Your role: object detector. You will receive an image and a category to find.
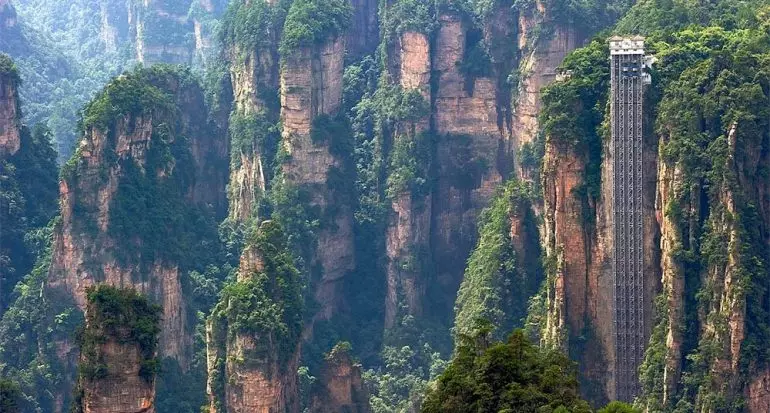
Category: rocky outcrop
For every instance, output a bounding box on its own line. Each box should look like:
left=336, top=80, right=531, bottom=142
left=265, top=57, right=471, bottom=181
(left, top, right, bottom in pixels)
left=430, top=13, right=510, bottom=321
left=384, top=5, right=581, bottom=331
left=225, top=0, right=281, bottom=224
left=651, top=120, right=770, bottom=412
left=129, top=0, right=224, bottom=65
left=79, top=340, right=156, bottom=413
left=280, top=36, right=354, bottom=321
left=206, top=221, right=303, bottom=413
left=654, top=146, right=688, bottom=406
left=222, top=336, right=300, bottom=413
left=748, top=370, right=770, bottom=413
left=0, top=55, right=20, bottom=156
left=74, top=286, right=160, bottom=413
left=540, top=76, right=659, bottom=404
left=512, top=7, right=580, bottom=175
left=45, top=68, right=227, bottom=405
left=384, top=31, right=432, bottom=328
left=309, top=344, right=372, bottom=413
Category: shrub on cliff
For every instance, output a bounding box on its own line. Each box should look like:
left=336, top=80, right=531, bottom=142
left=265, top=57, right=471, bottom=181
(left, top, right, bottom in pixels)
left=280, top=0, right=352, bottom=56
left=77, top=286, right=162, bottom=382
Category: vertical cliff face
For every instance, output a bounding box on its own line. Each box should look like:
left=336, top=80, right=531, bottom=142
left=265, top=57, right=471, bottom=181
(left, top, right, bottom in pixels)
left=206, top=220, right=303, bottom=413
left=536, top=37, right=661, bottom=404
left=626, top=26, right=770, bottom=412
left=212, top=1, right=359, bottom=411
left=384, top=30, right=432, bottom=329
left=43, top=67, right=226, bottom=407
left=0, top=54, right=59, bottom=314
left=0, top=55, right=22, bottom=309
left=431, top=12, right=511, bottom=320
left=383, top=4, right=525, bottom=333
left=346, top=0, right=378, bottom=58
left=73, top=286, right=160, bottom=413
left=133, top=0, right=190, bottom=65
left=280, top=35, right=354, bottom=321
left=308, top=344, right=372, bottom=413
left=645, top=116, right=770, bottom=412
left=0, top=55, right=20, bottom=156
left=221, top=1, right=282, bottom=224
left=127, top=0, right=224, bottom=66
left=512, top=5, right=580, bottom=175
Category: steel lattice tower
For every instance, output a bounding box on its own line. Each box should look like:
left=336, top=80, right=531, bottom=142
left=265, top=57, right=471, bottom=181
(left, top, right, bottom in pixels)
left=610, top=36, right=648, bottom=402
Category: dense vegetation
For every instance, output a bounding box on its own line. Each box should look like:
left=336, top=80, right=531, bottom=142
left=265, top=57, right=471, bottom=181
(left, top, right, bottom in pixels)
left=423, top=330, right=638, bottom=413
left=0, top=378, right=21, bottom=413
left=454, top=180, right=542, bottom=342
left=0, top=54, right=59, bottom=313
left=4, top=0, right=770, bottom=412
left=533, top=0, right=770, bottom=410
left=1, top=0, right=225, bottom=159
left=637, top=21, right=770, bottom=413
left=280, top=0, right=352, bottom=56
left=0, top=64, right=228, bottom=412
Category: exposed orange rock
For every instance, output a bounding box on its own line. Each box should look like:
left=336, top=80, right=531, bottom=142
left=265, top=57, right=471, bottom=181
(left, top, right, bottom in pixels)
left=748, top=370, right=770, bottom=413
left=224, top=336, right=300, bottom=413
left=0, top=60, right=20, bottom=156
left=44, top=72, right=227, bottom=407
left=512, top=11, right=579, bottom=161
left=281, top=36, right=354, bottom=321
left=309, top=345, right=372, bottom=413
left=541, top=107, right=659, bottom=403
left=79, top=339, right=156, bottom=413
left=399, top=32, right=431, bottom=97
left=226, top=11, right=280, bottom=223
left=206, top=221, right=302, bottom=413
left=384, top=30, right=432, bottom=328
left=431, top=13, right=508, bottom=318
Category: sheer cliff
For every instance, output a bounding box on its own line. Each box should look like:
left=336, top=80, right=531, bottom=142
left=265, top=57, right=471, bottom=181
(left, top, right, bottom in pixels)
left=206, top=220, right=303, bottom=413
left=212, top=0, right=624, bottom=411
left=71, top=286, right=161, bottom=413
left=525, top=0, right=770, bottom=408
left=6, top=0, right=770, bottom=412
left=0, top=65, right=228, bottom=412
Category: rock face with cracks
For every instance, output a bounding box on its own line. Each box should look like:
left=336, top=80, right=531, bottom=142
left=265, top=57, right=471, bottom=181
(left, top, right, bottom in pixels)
left=45, top=68, right=227, bottom=409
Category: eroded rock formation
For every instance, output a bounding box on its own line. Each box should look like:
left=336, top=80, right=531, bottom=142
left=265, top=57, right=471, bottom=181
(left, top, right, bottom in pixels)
left=280, top=35, right=354, bottom=322
left=0, top=54, right=20, bottom=156
left=45, top=67, right=227, bottom=407
left=309, top=344, right=372, bottom=413
left=73, top=286, right=160, bottom=413
left=206, top=221, right=303, bottom=413
left=538, top=37, right=659, bottom=404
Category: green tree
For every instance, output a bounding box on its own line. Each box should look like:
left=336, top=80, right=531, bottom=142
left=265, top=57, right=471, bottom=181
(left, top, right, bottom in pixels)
left=0, top=379, right=21, bottom=413
left=422, top=330, right=592, bottom=413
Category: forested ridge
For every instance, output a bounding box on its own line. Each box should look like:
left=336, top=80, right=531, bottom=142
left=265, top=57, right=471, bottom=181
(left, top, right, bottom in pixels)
left=1, top=0, right=770, bottom=412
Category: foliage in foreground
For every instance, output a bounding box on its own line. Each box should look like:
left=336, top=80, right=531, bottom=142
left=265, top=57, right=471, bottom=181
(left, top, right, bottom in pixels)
left=423, top=328, right=640, bottom=413
left=422, top=329, right=591, bottom=413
